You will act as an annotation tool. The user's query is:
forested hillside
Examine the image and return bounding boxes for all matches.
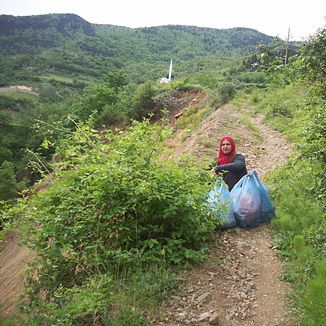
[0,13,298,85]
[0,13,299,202]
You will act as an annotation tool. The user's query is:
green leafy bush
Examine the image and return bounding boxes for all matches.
[15,120,215,318]
[0,161,17,201]
[217,82,236,105]
[131,82,157,120]
[268,101,293,118]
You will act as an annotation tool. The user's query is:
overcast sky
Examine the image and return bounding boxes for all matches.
[1,0,325,41]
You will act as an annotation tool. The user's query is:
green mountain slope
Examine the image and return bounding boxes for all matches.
[0,13,301,201]
[0,13,289,86]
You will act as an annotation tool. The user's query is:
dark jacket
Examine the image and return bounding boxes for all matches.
[214,154,247,190]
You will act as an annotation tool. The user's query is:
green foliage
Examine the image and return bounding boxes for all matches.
[38,84,61,103]
[268,158,325,323]
[69,70,135,127]
[0,92,72,196]
[22,270,172,325]
[10,119,215,322]
[174,105,212,132]
[254,84,305,134]
[1,14,324,324]
[295,28,326,99]
[23,276,114,325]
[72,83,118,121]
[270,160,323,238]
[300,103,326,171]
[103,70,128,91]
[0,161,17,201]
[257,88,324,204]
[301,259,326,326]
[0,13,301,200]
[195,72,219,89]
[131,82,158,120]
[293,28,326,166]
[217,82,236,105]
[254,39,301,86]
[237,71,266,84]
[0,13,286,92]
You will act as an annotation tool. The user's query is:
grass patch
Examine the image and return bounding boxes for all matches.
[40,74,74,84]
[174,106,212,131]
[268,155,326,325]
[243,118,262,140]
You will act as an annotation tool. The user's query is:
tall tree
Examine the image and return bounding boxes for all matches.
[0,160,17,201]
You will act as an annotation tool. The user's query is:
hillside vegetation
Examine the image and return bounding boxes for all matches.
[0,13,297,202]
[0,13,298,86]
[0,13,325,326]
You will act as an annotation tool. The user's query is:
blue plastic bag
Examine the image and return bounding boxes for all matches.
[206,179,237,228]
[230,173,261,228]
[252,171,275,223]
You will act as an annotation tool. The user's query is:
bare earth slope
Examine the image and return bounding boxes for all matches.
[0,231,34,318]
[157,99,295,325]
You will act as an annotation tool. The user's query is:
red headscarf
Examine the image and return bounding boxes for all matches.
[217,135,236,165]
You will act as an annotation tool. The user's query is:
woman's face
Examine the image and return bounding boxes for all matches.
[221,139,232,154]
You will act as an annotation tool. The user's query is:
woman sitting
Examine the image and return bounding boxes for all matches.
[213,135,247,191]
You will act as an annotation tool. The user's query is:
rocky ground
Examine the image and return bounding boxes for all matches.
[154,225,295,326]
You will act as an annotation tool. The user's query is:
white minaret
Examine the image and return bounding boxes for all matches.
[168,59,173,81]
[160,59,173,84]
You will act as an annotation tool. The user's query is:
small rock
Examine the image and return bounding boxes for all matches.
[197,292,212,304]
[209,311,220,325]
[233,293,241,300]
[241,312,247,319]
[241,287,250,294]
[187,286,195,293]
[177,312,187,322]
[198,312,211,322]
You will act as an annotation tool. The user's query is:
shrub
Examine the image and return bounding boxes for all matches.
[18,120,215,305]
[131,82,157,120]
[0,161,17,201]
[217,82,236,105]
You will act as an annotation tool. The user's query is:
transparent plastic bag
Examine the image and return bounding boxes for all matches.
[230,173,261,228]
[252,171,275,223]
[206,179,236,228]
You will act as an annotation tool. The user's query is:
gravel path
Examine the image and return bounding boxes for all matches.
[157,101,296,325]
